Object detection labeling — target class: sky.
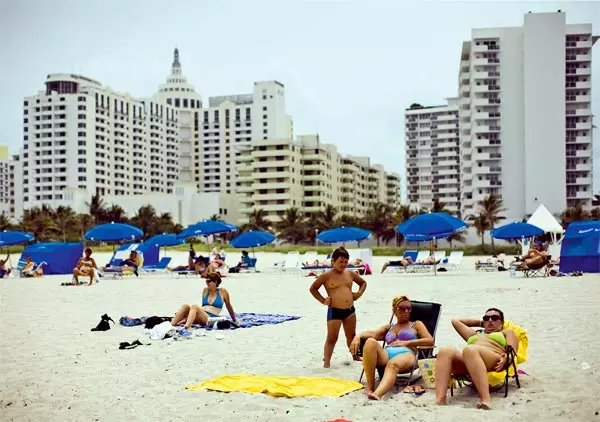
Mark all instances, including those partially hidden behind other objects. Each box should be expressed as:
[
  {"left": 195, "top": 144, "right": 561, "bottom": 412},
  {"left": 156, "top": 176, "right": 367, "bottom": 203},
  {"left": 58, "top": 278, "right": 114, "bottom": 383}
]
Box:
[{"left": 1, "top": 0, "right": 599, "bottom": 195}]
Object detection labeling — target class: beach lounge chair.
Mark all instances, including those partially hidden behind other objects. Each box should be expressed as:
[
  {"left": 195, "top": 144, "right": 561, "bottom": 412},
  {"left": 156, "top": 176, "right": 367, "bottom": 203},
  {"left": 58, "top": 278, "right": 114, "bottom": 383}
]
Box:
[
  {"left": 280, "top": 252, "right": 301, "bottom": 273},
  {"left": 451, "top": 321, "right": 527, "bottom": 398},
  {"left": 103, "top": 253, "right": 144, "bottom": 279},
  {"left": 513, "top": 255, "right": 552, "bottom": 278},
  {"left": 141, "top": 257, "right": 172, "bottom": 273},
  {"left": 383, "top": 250, "right": 418, "bottom": 273},
  {"left": 358, "top": 300, "right": 442, "bottom": 389},
  {"left": 267, "top": 253, "right": 285, "bottom": 271},
  {"left": 405, "top": 251, "right": 435, "bottom": 273},
  {"left": 443, "top": 251, "right": 464, "bottom": 271},
  {"left": 236, "top": 257, "right": 258, "bottom": 273}
]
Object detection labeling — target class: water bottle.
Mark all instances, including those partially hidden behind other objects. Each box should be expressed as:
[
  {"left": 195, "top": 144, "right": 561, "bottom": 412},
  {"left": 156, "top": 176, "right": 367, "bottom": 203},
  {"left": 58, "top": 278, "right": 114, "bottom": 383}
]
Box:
[{"left": 509, "top": 265, "right": 516, "bottom": 279}]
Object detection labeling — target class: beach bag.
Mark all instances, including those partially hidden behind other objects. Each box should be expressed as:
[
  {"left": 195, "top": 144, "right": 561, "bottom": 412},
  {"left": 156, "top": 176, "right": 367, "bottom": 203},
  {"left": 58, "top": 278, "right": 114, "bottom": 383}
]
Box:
[{"left": 418, "top": 358, "right": 436, "bottom": 389}]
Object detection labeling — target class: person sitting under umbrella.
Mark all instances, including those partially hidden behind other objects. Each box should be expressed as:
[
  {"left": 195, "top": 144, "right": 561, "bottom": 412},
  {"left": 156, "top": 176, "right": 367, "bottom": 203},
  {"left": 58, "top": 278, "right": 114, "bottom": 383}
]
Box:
[
  {"left": 0, "top": 253, "right": 12, "bottom": 278},
  {"left": 120, "top": 251, "right": 140, "bottom": 276},
  {"left": 228, "top": 250, "right": 252, "bottom": 273}
]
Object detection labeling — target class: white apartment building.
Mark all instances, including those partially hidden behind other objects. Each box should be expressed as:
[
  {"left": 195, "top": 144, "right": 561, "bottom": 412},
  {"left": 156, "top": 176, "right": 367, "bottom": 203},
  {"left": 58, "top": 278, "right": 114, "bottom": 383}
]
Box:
[
  {"left": 0, "top": 146, "right": 11, "bottom": 216},
  {"left": 237, "top": 134, "right": 401, "bottom": 223},
  {"left": 459, "top": 11, "right": 597, "bottom": 221},
  {"left": 405, "top": 99, "right": 461, "bottom": 214},
  {"left": 153, "top": 49, "right": 293, "bottom": 195},
  {"left": 20, "top": 73, "right": 179, "bottom": 212}
]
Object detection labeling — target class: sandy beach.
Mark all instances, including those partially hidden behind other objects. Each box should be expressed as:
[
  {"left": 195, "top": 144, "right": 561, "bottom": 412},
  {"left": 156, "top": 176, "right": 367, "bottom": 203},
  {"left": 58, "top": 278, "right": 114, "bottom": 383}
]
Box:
[{"left": 1, "top": 251, "right": 599, "bottom": 422}]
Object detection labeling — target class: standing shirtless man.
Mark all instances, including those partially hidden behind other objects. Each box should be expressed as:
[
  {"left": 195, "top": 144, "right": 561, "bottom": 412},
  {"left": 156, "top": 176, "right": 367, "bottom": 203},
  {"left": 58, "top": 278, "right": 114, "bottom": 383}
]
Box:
[{"left": 309, "top": 247, "right": 368, "bottom": 368}]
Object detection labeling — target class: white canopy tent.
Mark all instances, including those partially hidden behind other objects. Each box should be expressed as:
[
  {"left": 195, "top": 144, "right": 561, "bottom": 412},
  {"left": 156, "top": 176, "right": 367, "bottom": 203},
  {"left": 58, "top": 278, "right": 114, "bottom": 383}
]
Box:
[{"left": 527, "top": 204, "right": 565, "bottom": 257}]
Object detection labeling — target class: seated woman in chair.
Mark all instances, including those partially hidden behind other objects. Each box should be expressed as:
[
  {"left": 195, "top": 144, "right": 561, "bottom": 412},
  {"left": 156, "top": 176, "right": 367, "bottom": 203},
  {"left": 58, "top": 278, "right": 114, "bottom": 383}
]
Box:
[
  {"left": 170, "top": 272, "right": 237, "bottom": 329},
  {"left": 120, "top": 251, "right": 140, "bottom": 276},
  {"left": 435, "top": 308, "right": 518, "bottom": 409},
  {"left": 349, "top": 295, "right": 433, "bottom": 400},
  {"left": 516, "top": 243, "right": 548, "bottom": 270}
]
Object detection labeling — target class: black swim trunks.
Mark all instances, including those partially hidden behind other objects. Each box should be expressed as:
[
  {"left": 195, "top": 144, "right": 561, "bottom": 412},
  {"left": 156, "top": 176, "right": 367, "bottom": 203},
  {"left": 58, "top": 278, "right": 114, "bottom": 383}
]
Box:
[{"left": 327, "top": 306, "right": 356, "bottom": 321}]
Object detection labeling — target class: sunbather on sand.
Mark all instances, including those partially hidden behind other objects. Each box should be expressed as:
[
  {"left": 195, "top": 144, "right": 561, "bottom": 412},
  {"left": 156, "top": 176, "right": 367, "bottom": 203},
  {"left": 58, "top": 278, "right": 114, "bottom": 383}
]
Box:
[
  {"left": 171, "top": 272, "right": 237, "bottom": 329},
  {"left": 309, "top": 247, "right": 367, "bottom": 368},
  {"left": 435, "top": 308, "right": 518, "bottom": 410},
  {"left": 20, "top": 257, "right": 45, "bottom": 278},
  {"left": 303, "top": 259, "right": 332, "bottom": 267},
  {"left": 0, "top": 253, "right": 12, "bottom": 278},
  {"left": 350, "top": 295, "right": 433, "bottom": 400},
  {"left": 381, "top": 256, "right": 414, "bottom": 273},
  {"left": 120, "top": 251, "right": 140, "bottom": 276},
  {"left": 72, "top": 248, "right": 98, "bottom": 286},
  {"left": 475, "top": 255, "right": 499, "bottom": 268}
]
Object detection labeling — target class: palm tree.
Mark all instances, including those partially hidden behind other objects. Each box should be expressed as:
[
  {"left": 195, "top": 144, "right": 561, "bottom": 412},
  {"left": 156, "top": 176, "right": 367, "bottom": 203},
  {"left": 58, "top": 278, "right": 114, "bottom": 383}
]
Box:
[
  {"left": 446, "top": 230, "right": 467, "bottom": 247},
  {"left": 477, "top": 194, "right": 505, "bottom": 250},
  {"left": 53, "top": 206, "right": 78, "bottom": 242},
  {"left": 20, "top": 206, "right": 58, "bottom": 241},
  {"left": 335, "top": 214, "right": 362, "bottom": 228},
  {"left": 77, "top": 213, "right": 95, "bottom": 240},
  {"left": 469, "top": 212, "right": 489, "bottom": 246},
  {"left": 208, "top": 214, "right": 222, "bottom": 221},
  {"left": 129, "top": 205, "right": 158, "bottom": 239},
  {"left": 275, "top": 207, "right": 307, "bottom": 244},
  {"left": 240, "top": 208, "right": 271, "bottom": 232},
  {"left": 86, "top": 194, "right": 106, "bottom": 224},
  {"left": 0, "top": 214, "right": 10, "bottom": 231},
  {"left": 104, "top": 204, "right": 127, "bottom": 223},
  {"left": 431, "top": 198, "right": 451, "bottom": 214},
  {"left": 363, "top": 203, "right": 393, "bottom": 246},
  {"left": 560, "top": 203, "right": 589, "bottom": 228}
]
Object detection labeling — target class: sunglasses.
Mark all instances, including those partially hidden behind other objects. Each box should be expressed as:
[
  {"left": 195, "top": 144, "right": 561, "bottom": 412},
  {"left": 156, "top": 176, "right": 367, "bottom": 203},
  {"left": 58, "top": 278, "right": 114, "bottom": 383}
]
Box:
[
  {"left": 482, "top": 315, "right": 501, "bottom": 322},
  {"left": 397, "top": 306, "right": 412, "bottom": 312}
]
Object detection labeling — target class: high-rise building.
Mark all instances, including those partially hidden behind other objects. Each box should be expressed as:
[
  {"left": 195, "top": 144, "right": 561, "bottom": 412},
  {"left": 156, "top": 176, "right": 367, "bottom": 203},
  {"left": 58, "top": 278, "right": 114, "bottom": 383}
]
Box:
[
  {"left": 154, "top": 50, "right": 293, "bottom": 195},
  {"left": 405, "top": 99, "right": 461, "bottom": 214},
  {"left": 20, "top": 73, "right": 179, "bottom": 211},
  {"left": 0, "top": 146, "right": 11, "bottom": 216},
  {"left": 237, "top": 134, "right": 401, "bottom": 223},
  {"left": 458, "top": 11, "right": 597, "bottom": 220}
]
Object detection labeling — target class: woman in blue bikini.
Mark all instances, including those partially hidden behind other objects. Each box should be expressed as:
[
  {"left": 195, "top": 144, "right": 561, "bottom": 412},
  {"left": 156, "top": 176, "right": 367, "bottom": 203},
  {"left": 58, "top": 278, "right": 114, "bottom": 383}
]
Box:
[
  {"left": 170, "top": 272, "right": 237, "bottom": 329},
  {"left": 349, "top": 295, "right": 434, "bottom": 400}
]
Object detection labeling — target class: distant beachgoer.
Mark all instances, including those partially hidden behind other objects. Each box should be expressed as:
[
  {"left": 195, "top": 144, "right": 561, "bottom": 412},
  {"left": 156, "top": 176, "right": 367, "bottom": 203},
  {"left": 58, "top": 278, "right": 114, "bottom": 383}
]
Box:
[
  {"left": 170, "top": 272, "right": 237, "bottom": 328},
  {"left": 309, "top": 247, "right": 367, "bottom": 368},
  {"left": 0, "top": 253, "right": 12, "bottom": 278},
  {"left": 381, "top": 256, "right": 414, "bottom": 273},
  {"left": 72, "top": 248, "right": 98, "bottom": 286}
]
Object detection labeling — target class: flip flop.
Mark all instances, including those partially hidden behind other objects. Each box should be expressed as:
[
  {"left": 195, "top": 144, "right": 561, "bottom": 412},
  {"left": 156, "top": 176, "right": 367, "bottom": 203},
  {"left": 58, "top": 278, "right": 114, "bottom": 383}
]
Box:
[
  {"left": 119, "top": 340, "right": 150, "bottom": 350},
  {"left": 403, "top": 385, "right": 425, "bottom": 395}
]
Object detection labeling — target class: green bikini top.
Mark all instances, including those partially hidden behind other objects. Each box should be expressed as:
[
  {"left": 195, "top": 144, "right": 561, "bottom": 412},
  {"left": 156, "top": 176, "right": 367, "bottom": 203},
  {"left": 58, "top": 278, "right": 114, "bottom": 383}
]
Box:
[{"left": 467, "top": 331, "right": 507, "bottom": 348}]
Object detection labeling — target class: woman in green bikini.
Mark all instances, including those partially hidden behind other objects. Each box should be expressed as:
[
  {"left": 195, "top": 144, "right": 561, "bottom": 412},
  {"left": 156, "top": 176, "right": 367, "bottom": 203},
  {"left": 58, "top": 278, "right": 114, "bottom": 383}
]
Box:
[{"left": 435, "top": 308, "right": 518, "bottom": 409}]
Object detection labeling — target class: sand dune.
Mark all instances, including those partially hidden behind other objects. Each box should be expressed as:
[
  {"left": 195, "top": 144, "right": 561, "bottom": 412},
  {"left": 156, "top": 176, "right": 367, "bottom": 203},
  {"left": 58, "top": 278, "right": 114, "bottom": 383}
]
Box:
[{"left": 1, "top": 251, "right": 599, "bottom": 421}]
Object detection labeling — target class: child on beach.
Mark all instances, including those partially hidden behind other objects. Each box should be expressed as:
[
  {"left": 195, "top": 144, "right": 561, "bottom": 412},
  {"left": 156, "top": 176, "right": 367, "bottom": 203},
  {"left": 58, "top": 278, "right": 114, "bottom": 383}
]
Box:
[{"left": 309, "top": 247, "right": 368, "bottom": 368}]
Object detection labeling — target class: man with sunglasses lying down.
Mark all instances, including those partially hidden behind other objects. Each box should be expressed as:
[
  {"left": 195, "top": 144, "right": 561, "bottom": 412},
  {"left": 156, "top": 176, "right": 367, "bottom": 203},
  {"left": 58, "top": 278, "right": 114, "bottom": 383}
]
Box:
[{"left": 434, "top": 308, "right": 518, "bottom": 410}]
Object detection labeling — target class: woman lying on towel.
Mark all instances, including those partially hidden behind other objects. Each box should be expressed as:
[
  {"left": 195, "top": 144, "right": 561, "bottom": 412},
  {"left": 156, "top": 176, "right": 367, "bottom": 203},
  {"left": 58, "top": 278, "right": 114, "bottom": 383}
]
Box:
[
  {"left": 435, "top": 308, "right": 518, "bottom": 409},
  {"left": 170, "top": 272, "right": 237, "bottom": 329},
  {"left": 349, "top": 295, "right": 433, "bottom": 400}
]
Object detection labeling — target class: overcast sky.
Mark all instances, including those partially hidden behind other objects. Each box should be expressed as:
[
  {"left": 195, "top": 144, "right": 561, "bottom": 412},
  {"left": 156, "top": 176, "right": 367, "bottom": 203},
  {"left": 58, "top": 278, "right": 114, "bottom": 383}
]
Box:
[{"left": 1, "top": 0, "right": 599, "bottom": 193}]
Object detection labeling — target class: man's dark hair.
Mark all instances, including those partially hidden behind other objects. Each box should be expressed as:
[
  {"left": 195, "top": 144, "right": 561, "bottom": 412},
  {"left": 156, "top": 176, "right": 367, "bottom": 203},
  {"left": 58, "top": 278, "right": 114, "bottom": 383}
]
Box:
[
  {"left": 85, "top": 248, "right": 92, "bottom": 254},
  {"left": 332, "top": 247, "right": 350, "bottom": 261}
]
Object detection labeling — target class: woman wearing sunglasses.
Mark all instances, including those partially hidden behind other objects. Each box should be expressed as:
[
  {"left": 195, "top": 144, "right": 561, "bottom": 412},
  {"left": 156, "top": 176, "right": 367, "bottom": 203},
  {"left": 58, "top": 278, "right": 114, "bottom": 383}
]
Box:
[
  {"left": 435, "top": 308, "right": 518, "bottom": 409},
  {"left": 349, "top": 295, "right": 433, "bottom": 400},
  {"left": 170, "top": 272, "right": 237, "bottom": 329}
]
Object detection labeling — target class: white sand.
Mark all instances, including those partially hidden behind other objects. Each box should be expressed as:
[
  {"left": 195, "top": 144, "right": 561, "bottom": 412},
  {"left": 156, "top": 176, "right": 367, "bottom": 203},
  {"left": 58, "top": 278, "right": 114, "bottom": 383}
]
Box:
[{"left": 1, "top": 251, "right": 599, "bottom": 421}]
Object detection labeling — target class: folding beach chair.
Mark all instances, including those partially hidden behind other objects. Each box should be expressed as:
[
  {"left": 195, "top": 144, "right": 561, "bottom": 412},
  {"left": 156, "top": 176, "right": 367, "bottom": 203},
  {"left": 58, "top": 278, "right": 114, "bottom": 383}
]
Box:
[
  {"left": 141, "top": 257, "right": 172, "bottom": 274},
  {"left": 358, "top": 300, "right": 442, "bottom": 389},
  {"left": 513, "top": 256, "right": 551, "bottom": 278},
  {"left": 450, "top": 321, "right": 527, "bottom": 398}
]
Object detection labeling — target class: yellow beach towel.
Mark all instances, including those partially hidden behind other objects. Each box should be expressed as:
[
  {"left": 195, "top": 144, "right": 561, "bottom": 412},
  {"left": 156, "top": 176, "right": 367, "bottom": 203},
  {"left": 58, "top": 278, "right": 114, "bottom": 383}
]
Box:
[
  {"left": 185, "top": 375, "right": 363, "bottom": 398},
  {"left": 488, "top": 320, "right": 528, "bottom": 386}
]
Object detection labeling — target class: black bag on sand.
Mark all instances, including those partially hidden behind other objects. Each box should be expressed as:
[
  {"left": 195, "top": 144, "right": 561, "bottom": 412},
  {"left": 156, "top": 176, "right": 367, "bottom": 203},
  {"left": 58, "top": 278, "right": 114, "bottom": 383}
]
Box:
[{"left": 91, "top": 314, "right": 115, "bottom": 331}]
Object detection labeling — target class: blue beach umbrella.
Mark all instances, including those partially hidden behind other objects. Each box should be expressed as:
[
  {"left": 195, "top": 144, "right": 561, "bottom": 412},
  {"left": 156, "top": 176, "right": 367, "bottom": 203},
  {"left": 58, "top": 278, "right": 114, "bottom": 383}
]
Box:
[
  {"left": 317, "top": 227, "right": 372, "bottom": 244},
  {"left": 84, "top": 222, "right": 144, "bottom": 242},
  {"left": 396, "top": 212, "right": 468, "bottom": 242},
  {"left": 145, "top": 233, "right": 185, "bottom": 248},
  {"left": 0, "top": 230, "right": 34, "bottom": 247},
  {"left": 177, "top": 221, "right": 238, "bottom": 239},
  {"left": 230, "top": 231, "right": 276, "bottom": 249},
  {"left": 491, "top": 222, "right": 544, "bottom": 240}
]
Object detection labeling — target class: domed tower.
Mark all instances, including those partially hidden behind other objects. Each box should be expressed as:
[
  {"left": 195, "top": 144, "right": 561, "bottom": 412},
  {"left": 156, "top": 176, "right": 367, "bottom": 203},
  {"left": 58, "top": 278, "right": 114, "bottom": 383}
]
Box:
[
  {"left": 155, "top": 48, "right": 201, "bottom": 185},
  {"left": 155, "top": 48, "right": 202, "bottom": 108}
]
